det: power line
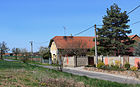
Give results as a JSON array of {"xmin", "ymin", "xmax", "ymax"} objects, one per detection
[
  {"xmin": 74, "ymin": 25, "xmax": 94, "ymax": 36},
  {"xmin": 130, "ymin": 21, "xmax": 140, "ymax": 25},
  {"xmin": 74, "ymin": 4, "xmax": 140, "ymax": 36},
  {"xmin": 74, "ymin": 25, "xmax": 103, "ymax": 36},
  {"xmin": 127, "ymin": 4, "xmax": 140, "ymax": 14}
]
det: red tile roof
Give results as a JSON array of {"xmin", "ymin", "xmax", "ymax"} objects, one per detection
[
  {"xmin": 129, "ymin": 34, "xmax": 137, "ymax": 39},
  {"xmin": 4, "ymin": 53, "xmax": 11, "ymax": 55},
  {"xmin": 50, "ymin": 35, "xmax": 138, "ymax": 49},
  {"xmin": 52, "ymin": 36, "xmax": 95, "ymax": 49}
]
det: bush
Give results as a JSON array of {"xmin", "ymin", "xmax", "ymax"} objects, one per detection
[
  {"xmin": 111, "ymin": 65, "xmax": 119, "ymax": 69},
  {"xmin": 97, "ymin": 62, "xmax": 105, "ymax": 68},
  {"xmin": 98, "ymin": 59, "xmax": 102, "ymax": 63},
  {"xmin": 130, "ymin": 66, "xmax": 137, "ymax": 71},
  {"xmin": 124, "ymin": 63, "xmax": 130, "ymax": 70},
  {"xmin": 115, "ymin": 60, "xmax": 121, "ymax": 66}
]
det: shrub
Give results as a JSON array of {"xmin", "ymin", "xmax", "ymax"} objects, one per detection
[
  {"xmin": 124, "ymin": 63, "xmax": 130, "ymax": 70},
  {"xmin": 111, "ymin": 65, "xmax": 119, "ymax": 69},
  {"xmin": 98, "ymin": 59, "xmax": 102, "ymax": 63},
  {"xmin": 115, "ymin": 60, "xmax": 121, "ymax": 66},
  {"xmin": 130, "ymin": 66, "xmax": 137, "ymax": 71},
  {"xmin": 97, "ymin": 62, "xmax": 105, "ymax": 68}
]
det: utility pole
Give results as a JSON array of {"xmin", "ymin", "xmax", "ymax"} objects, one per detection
[
  {"xmin": 30, "ymin": 41, "xmax": 33, "ymax": 61},
  {"xmin": 94, "ymin": 24, "xmax": 98, "ymax": 66}
]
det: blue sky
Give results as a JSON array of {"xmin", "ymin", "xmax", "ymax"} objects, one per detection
[{"xmin": 0, "ymin": 0, "xmax": 140, "ymax": 52}]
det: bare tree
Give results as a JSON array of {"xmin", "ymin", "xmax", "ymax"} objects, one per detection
[
  {"xmin": 20, "ymin": 48, "xmax": 29, "ymax": 63},
  {"xmin": 12, "ymin": 48, "xmax": 21, "ymax": 59},
  {"xmin": 39, "ymin": 46, "xmax": 50, "ymax": 63},
  {"xmin": 0, "ymin": 41, "xmax": 9, "ymax": 60}
]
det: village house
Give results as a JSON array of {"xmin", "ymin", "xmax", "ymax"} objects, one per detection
[{"xmin": 49, "ymin": 35, "xmax": 140, "ymax": 67}]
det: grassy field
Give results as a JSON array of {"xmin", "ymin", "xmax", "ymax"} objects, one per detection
[{"xmin": 0, "ymin": 60, "xmax": 140, "ymax": 87}]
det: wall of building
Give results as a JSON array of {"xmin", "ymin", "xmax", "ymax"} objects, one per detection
[
  {"xmin": 98, "ymin": 56, "xmax": 140, "ymax": 67},
  {"xmin": 50, "ymin": 41, "xmax": 58, "ymax": 63},
  {"xmin": 63, "ymin": 56, "xmax": 88, "ymax": 67},
  {"xmin": 63, "ymin": 56, "xmax": 75, "ymax": 67},
  {"xmin": 77, "ymin": 56, "xmax": 88, "ymax": 67},
  {"xmin": 53, "ymin": 55, "xmax": 140, "ymax": 67}
]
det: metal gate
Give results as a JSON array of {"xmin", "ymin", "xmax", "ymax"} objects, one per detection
[{"xmin": 88, "ymin": 56, "xmax": 94, "ymax": 65}]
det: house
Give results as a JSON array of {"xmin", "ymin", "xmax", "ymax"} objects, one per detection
[
  {"xmin": 129, "ymin": 34, "xmax": 140, "ymax": 42},
  {"xmin": 4, "ymin": 53, "xmax": 11, "ymax": 56},
  {"xmin": 49, "ymin": 35, "xmax": 140, "ymax": 66},
  {"xmin": 49, "ymin": 36, "xmax": 95, "ymax": 59},
  {"xmin": 128, "ymin": 34, "xmax": 140, "ymax": 55}
]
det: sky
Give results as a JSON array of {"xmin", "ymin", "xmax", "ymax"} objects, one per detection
[{"xmin": 0, "ymin": 0, "xmax": 140, "ymax": 52}]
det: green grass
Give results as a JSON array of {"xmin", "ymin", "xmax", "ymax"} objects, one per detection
[
  {"xmin": 27, "ymin": 60, "xmax": 60, "ymax": 66},
  {"xmin": 0, "ymin": 60, "xmax": 140, "ymax": 87}
]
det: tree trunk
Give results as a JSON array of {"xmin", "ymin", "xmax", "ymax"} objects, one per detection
[
  {"xmin": 0, "ymin": 51, "xmax": 3, "ymax": 60},
  {"xmin": 0, "ymin": 54, "xmax": 3, "ymax": 60},
  {"xmin": 16, "ymin": 54, "xmax": 17, "ymax": 60},
  {"xmin": 59, "ymin": 55, "xmax": 63, "ymax": 72}
]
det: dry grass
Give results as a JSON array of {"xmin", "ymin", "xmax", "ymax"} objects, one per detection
[
  {"xmin": 0, "ymin": 69, "xmax": 39, "ymax": 87},
  {"xmin": 0, "ymin": 60, "xmax": 140, "ymax": 87}
]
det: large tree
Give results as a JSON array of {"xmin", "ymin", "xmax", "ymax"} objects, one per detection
[
  {"xmin": 0, "ymin": 41, "xmax": 9, "ymax": 60},
  {"xmin": 97, "ymin": 3, "xmax": 134, "ymax": 56}
]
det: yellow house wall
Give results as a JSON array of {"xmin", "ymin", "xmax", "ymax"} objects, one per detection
[{"xmin": 50, "ymin": 41, "xmax": 58, "ymax": 62}]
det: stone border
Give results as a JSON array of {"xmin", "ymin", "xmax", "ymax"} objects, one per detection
[{"xmin": 84, "ymin": 67, "xmax": 140, "ymax": 80}]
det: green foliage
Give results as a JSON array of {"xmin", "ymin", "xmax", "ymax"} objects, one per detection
[
  {"xmin": 97, "ymin": 3, "xmax": 134, "ymax": 56},
  {"xmin": 124, "ymin": 63, "xmax": 130, "ymax": 70},
  {"xmin": 100, "ymin": 64, "xmax": 124, "ymax": 71},
  {"xmin": 91, "ymin": 46, "xmax": 106, "ymax": 56},
  {"xmin": 110, "ymin": 65, "xmax": 120, "ymax": 70},
  {"xmin": 97, "ymin": 62, "xmax": 105, "ymax": 68}
]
